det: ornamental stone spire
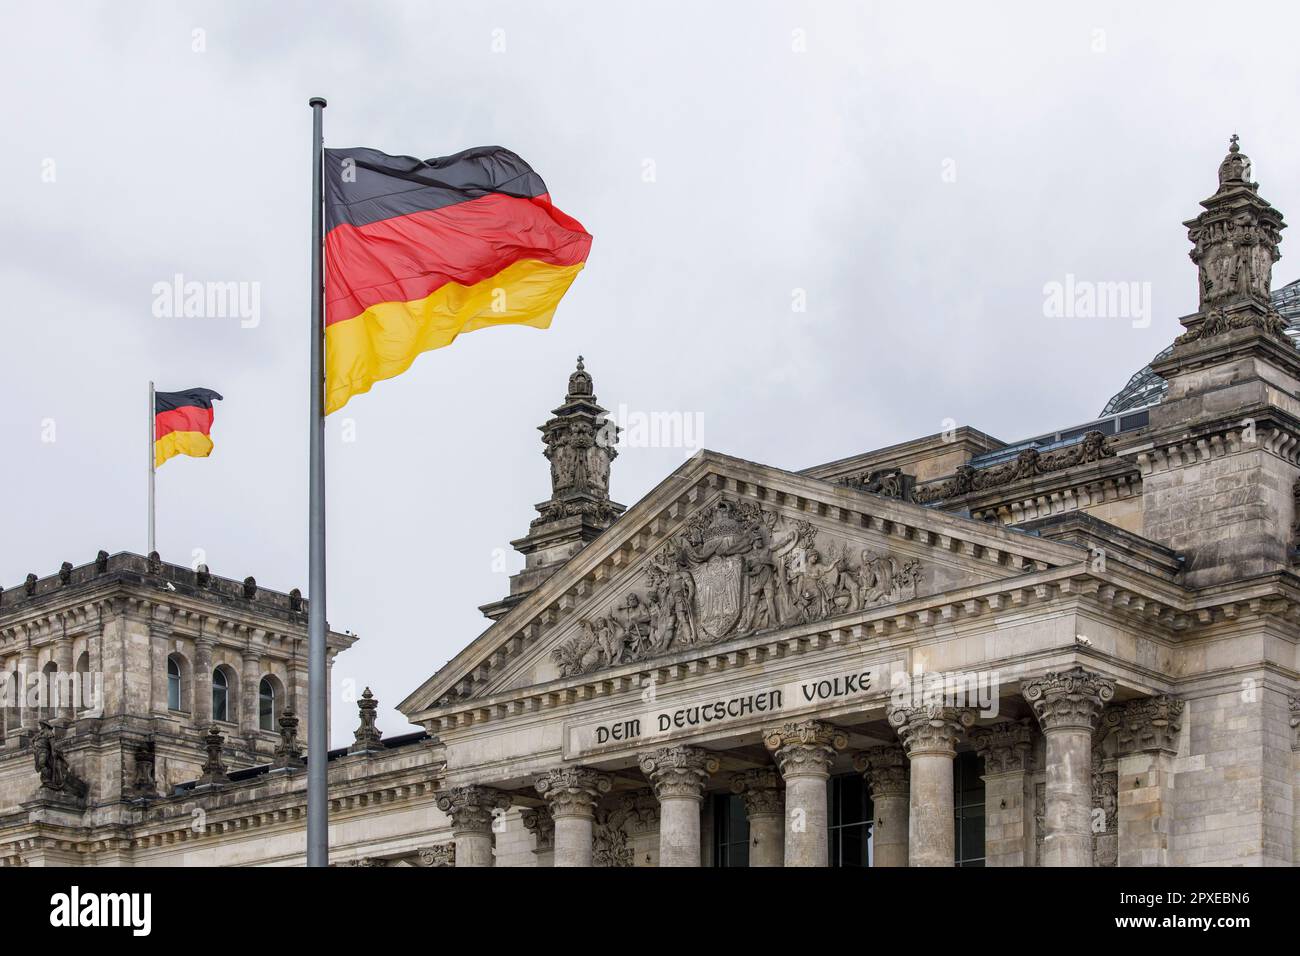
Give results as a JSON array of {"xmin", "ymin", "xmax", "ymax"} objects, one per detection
[
  {"xmin": 1174, "ymin": 135, "xmax": 1288, "ymax": 345},
  {"xmin": 1144, "ymin": 138, "xmax": 1298, "ymax": 588},
  {"xmin": 480, "ymin": 357, "xmax": 626, "ymax": 620}
]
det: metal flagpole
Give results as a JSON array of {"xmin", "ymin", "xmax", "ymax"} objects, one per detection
[
  {"xmin": 148, "ymin": 380, "xmax": 156, "ymax": 555},
  {"xmin": 306, "ymin": 95, "xmax": 329, "ymax": 867}
]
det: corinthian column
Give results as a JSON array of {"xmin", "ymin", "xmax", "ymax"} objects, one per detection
[
  {"xmin": 434, "ymin": 785, "xmax": 512, "ymax": 867},
  {"xmin": 1023, "ymin": 667, "xmax": 1115, "ymax": 867},
  {"xmin": 853, "ymin": 745, "xmax": 909, "ymax": 867},
  {"xmin": 969, "ymin": 720, "xmax": 1035, "ymax": 866},
  {"xmin": 520, "ymin": 806, "xmax": 555, "ymax": 866},
  {"xmin": 730, "ymin": 768, "xmax": 784, "ymax": 867},
  {"xmin": 888, "ymin": 704, "xmax": 976, "ymax": 867},
  {"xmin": 639, "ymin": 746, "xmax": 719, "ymax": 867},
  {"xmin": 764, "ymin": 720, "xmax": 848, "ymax": 867},
  {"xmin": 535, "ymin": 767, "xmax": 612, "ymax": 867},
  {"xmin": 1113, "ymin": 695, "xmax": 1183, "ymax": 867}
]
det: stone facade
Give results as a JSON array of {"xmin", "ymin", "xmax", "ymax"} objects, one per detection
[{"xmin": 1, "ymin": 140, "xmax": 1298, "ymax": 867}]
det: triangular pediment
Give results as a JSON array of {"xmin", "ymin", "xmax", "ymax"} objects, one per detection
[{"xmin": 398, "ymin": 451, "xmax": 1089, "ymax": 717}]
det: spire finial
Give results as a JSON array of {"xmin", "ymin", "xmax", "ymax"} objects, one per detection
[
  {"xmin": 1229, "ymin": 133, "xmax": 1240, "ymax": 153},
  {"xmin": 566, "ymin": 354, "xmax": 594, "ymax": 399}
]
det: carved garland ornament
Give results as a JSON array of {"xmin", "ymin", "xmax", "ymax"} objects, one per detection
[
  {"xmin": 913, "ymin": 431, "xmax": 1115, "ymax": 504},
  {"xmin": 552, "ymin": 497, "xmax": 924, "ymax": 677}
]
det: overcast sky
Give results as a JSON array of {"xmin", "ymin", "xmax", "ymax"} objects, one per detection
[{"xmin": 3, "ymin": 1, "xmax": 1297, "ymax": 745}]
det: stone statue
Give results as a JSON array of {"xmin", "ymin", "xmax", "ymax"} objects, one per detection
[
  {"xmin": 33, "ymin": 721, "xmax": 88, "ymax": 800},
  {"xmin": 549, "ymin": 499, "xmax": 928, "ymax": 678},
  {"xmin": 664, "ymin": 551, "xmax": 698, "ymax": 647},
  {"xmin": 737, "ymin": 526, "xmax": 781, "ymax": 633}
]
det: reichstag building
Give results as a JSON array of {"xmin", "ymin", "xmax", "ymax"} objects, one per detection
[{"xmin": 2, "ymin": 139, "xmax": 1298, "ymax": 867}]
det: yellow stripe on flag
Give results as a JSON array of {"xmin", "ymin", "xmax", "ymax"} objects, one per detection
[
  {"xmin": 155, "ymin": 431, "xmax": 214, "ymax": 469},
  {"xmin": 324, "ymin": 258, "xmax": 585, "ymax": 415}
]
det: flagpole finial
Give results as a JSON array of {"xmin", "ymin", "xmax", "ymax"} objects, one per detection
[{"xmin": 309, "ymin": 96, "xmax": 327, "ymax": 108}]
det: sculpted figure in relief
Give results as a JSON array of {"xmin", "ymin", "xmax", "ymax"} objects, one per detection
[{"xmin": 550, "ymin": 498, "xmax": 926, "ymax": 677}]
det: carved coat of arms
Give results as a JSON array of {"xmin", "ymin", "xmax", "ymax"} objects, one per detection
[{"xmin": 551, "ymin": 496, "xmax": 926, "ymax": 678}]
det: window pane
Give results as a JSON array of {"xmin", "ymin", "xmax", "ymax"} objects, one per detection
[
  {"xmin": 827, "ymin": 773, "xmax": 873, "ymax": 868},
  {"xmin": 259, "ymin": 679, "xmax": 275, "ymax": 731}
]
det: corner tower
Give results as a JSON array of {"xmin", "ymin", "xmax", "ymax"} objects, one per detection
[
  {"xmin": 480, "ymin": 357, "xmax": 625, "ymax": 620},
  {"xmin": 1144, "ymin": 137, "xmax": 1298, "ymax": 585}
]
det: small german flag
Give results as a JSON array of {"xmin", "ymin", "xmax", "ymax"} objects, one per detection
[
  {"xmin": 322, "ymin": 145, "xmax": 592, "ymax": 414},
  {"xmin": 154, "ymin": 388, "xmax": 223, "ymax": 468}
]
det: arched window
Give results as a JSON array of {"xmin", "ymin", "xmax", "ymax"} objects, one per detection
[
  {"xmin": 212, "ymin": 668, "xmax": 230, "ymax": 723},
  {"xmin": 259, "ymin": 677, "xmax": 277, "ymax": 731},
  {"xmin": 167, "ymin": 657, "xmax": 182, "ymax": 711}
]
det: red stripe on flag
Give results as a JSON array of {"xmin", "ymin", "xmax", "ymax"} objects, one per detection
[
  {"xmin": 155, "ymin": 406, "xmax": 214, "ymax": 440},
  {"xmin": 323, "ymin": 191, "xmax": 591, "ymax": 327}
]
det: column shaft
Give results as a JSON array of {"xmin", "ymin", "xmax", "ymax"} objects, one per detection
[
  {"xmin": 910, "ymin": 752, "xmax": 956, "ymax": 866},
  {"xmin": 748, "ymin": 812, "xmax": 784, "ymax": 867},
  {"xmin": 730, "ymin": 768, "xmax": 784, "ymax": 868},
  {"xmin": 765, "ymin": 720, "xmax": 847, "ymax": 868},
  {"xmin": 872, "ymin": 792, "xmax": 909, "ymax": 866},
  {"xmin": 639, "ymin": 746, "xmax": 718, "ymax": 868},
  {"xmin": 659, "ymin": 795, "xmax": 703, "ymax": 867},
  {"xmin": 435, "ymin": 785, "xmax": 510, "ymax": 868},
  {"xmin": 855, "ymin": 745, "xmax": 909, "ymax": 867},
  {"xmin": 1023, "ymin": 667, "xmax": 1115, "ymax": 868},
  {"xmin": 888, "ymin": 705, "xmax": 975, "ymax": 868},
  {"xmin": 193, "ymin": 639, "xmax": 214, "ymax": 723},
  {"xmin": 536, "ymin": 767, "xmax": 611, "ymax": 868},
  {"xmin": 241, "ymin": 653, "xmax": 261, "ymax": 735},
  {"xmin": 1042, "ymin": 726, "xmax": 1093, "ymax": 866},
  {"xmin": 19, "ymin": 649, "xmax": 38, "ymax": 732},
  {"xmin": 783, "ymin": 774, "xmax": 829, "ymax": 866},
  {"xmin": 1114, "ymin": 695, "xmax": 1184, "ymax": 868}
]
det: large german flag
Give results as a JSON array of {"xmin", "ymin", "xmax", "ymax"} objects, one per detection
[
  {"xmin": 155, "ymin": 388, "xmax": 223, "ymax": 468},
  {"xmin": 322, "ymin": 145, "xmax": 592, "ymax": 414}
]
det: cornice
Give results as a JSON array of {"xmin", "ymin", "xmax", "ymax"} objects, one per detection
[{"xmin": 411, "ymin": 563, "xmax": 1300, "ymax": 737}]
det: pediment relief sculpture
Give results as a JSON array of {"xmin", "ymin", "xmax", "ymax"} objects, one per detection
[{"xmin": 552, "ymin": 497, "xmax": 923, "ymax": 677}]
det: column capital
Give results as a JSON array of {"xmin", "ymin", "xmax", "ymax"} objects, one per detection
[
  {"xmin": 852, "ymin": 744, "xmax": 909, "ymax": 797},
  {"xmin": 638, "ymin": 746, "xmax": 719, "ymax": 800},
  {"xmin": 534, "ymin": 767, "xmax": 613, "ymax": 818},
  {"xmin": 729, "ymin": 767, "xmax": 784, "ymax": 815},
  {"xmin": 1022, "ymin": 666, "xmax": 1115, "ymax": 733},
  {"xmin": 887, "ymin": 704, "xmax": 975, "ymax": 757},
  {"xmin": 763, "ymin": 719, "xmax": 848, "ymax": 778},
  {"xmin": 1113, "ymin": 695, "xmax": 1184, "ymax": 755},
  {"xmin": 519, "ymin": 805, "xmax": 555, "ymax": 851},
  {"xmin": 435, "ymin": 785, "xmax": 512, "ymax": 833},
  {"xmin": 969, "ymin": 719, "xmax": 1036, "ymax": 774}
]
